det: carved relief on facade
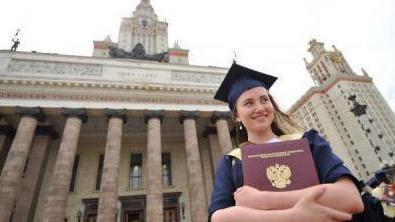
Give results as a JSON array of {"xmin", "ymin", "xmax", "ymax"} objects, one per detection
[
  {"xmin": 0, "ymin": 90, "xmax": 220, "ymax": 106},
  {"xmin": 6, "ymin": 59, "xmax": 103, "ymax": 76},
  {"xmin": 171, "ymin": 71, "xmax": 224, "ymax": 84}
]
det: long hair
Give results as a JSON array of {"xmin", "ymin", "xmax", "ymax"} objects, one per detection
[{"xmin": 232, "ymin": 94, "xmax": 303, "ymax": 145}]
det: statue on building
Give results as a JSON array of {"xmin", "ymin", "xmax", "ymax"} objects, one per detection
[
  {"xmin": 10, "ymin": 38, "xmax": 20, "ymax": 52},
  {"xmin": 109, "ymin": 43, "xmax": 168, "ymax": 62},
  {"xmin": 10, "ymin": 29, "xmax": 21, "ymax": 52}
]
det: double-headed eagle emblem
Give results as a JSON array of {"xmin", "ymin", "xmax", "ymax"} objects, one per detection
[{"xmin": 266, "ymin": 163, "xmax": 292, "ymax": 189}]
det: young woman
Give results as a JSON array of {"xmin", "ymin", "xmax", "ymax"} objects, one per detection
[{"xmin": 208, "ymin": 63, "xmax": 364, "ymax": 222}]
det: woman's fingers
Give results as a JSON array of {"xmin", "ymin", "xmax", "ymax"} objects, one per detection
[
  {"xmin": 325, "ymin": 206, "xmax": 352, "ymax": 221},
  {"xmin": 315, "ymin": 203, "xmax": 352, "ymax": 221},
  {"xmin": 293, "ymin": 187, "xmax": 351, "ymax": 222},
  {"xmin": 301, "ymin": 186, "xmax": 326, "ymax": 202}
]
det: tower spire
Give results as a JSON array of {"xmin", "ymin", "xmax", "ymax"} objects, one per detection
[{"xmin": 305, "ymin": 39, "xmax": 355, "ymax": 86}]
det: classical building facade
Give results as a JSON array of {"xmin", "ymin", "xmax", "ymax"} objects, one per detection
[
  {"xmin": 0, "ymin": 1, "xmax": 234, "ymax": 222},
  {"xmin": 0, "ymin": 51, "xmax": 233, "ymax": 222},
  {"xmin": 289, "ymin": 39, "xmax": 395, "ymax": 180},
  {"xmin": 2, "ymin": 1, "xmax": 395, "ymax": 221}
]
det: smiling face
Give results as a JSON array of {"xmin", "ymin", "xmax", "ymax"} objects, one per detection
[{"xmin": 234, "ymin": 86, "xmax": 275, "ymax": 138}]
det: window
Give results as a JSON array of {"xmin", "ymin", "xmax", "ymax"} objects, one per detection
[
  {"xmin": 69, "ymin": 155, "xmax": 80, "ymax": 192},
  {"xmin": 96, "ymin": 154, "xmax": 104, "ymax": 191},
  {"xmin": 162, "ymin": 153, "xmax": 172, "ymax": 187},
  {"xmin": 130, "ymin": 153, "xmax": 143, "ymax": 189}
]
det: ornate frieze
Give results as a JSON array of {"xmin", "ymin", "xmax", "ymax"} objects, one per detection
[
  {"xmin": 0, "ymin": 91, "xmax": 222, "ymax": 106},
  {"xmin": 118, "ymin": 71, "xmax": 159, "ymax": 80},
  {"xmin": 0, "ymin": 79, "xmax": 216, "ymax": 93},
  {"xmin": 7, "ymin": 59, "xmax": 103, "ymax": 76},
  {"xmin": 113, "ymin": 67, "xmax": 169, "ymax": 83},
  {"xmin": 171, "ymin": 71, "xmax": 224, "ymax": 84}
]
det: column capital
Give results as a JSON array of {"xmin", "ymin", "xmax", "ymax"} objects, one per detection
[
  {"xmin": 36, "ymin": 125, "xmax": 59, "ymax": 139},
  {"xmin": 61, "ymin": 108, "xmax": 88, "ymax": 123},
  {"xmin": 202, "ymin": 126, "xmax": 217, "ymax": 138},
  {"xmin": 0, "ymin": 125, "xmax": 16, "ymax": 136},
  {"xmin": 179, "ymin": 110, "xmax": 199, "ymax": 124},
  {"xmin": 105, "ymin": 109, "xmax": 127, "ymax": 123},
  {"xmin": 15, "ymin": 106, "xmax": 46, "ymax": 122},
  {"xmin": 211, "ymin": 111, "xmax": 232, "ymax": 124},
  {"xmin": 144, "ymin": 110, "xmax": 164, "ymax": 124}
]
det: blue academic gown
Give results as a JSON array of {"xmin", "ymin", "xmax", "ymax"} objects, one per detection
[{"xmin": 208, "ymin": 129, "xmax": 359, "ymax": 221}]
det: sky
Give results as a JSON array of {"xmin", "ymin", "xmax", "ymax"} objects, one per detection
[{"xmin": 0, "ymin": 0, "xmax": 394, "ymax": 112}]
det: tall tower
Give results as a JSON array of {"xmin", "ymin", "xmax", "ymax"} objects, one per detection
[
  {"xmin": 290, "ymin": 39, "xmax": 395, "ymax": 180},
  {"xmin": 92, "ymin": 0, "xmax": 189, "ymax": 64},
  {"xmin": 117, "ymin": 0, "xmax": 168, "ymax": 54},
  {"xmin": 304, "ymin": 39, "xmax": 354, "ymax": 86}
]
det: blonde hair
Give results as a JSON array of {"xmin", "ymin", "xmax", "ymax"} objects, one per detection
[{"xmin": 233, "ymin": 94, "xmax": 303, "ymax": 144}]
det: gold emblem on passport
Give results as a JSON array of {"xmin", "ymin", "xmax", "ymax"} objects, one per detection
[{"xmin": 266, "ymin": 163, "xmax": 292, "ymax": 189}]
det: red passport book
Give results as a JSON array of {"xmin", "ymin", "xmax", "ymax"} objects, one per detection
[{"xmin": 241, "ymin": 138, "xmax": 319, "ymax": 191}]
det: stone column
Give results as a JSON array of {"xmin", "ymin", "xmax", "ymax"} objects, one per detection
[
  {"xmin": 0, "ymin": 107, "xmax": 45, "ymax": 222},
  {"xmin": 43, "ymin": 108, "xmax": 87, "ymax": 222},
  {"xmin": 97, "ymin": 109, "xmax": 126, "ymax": 222},
  {"xmin": 179, "ymin": 111, "xmax": 207, "ymax": 222},
  {"xmin": 203, "ymin": 126, "xmax": 222, "ymax": 172},
  {"xmin": 211, "ymin": 111, "xmax": 233, "ymax": 154},
  {"xmin": 144, "ymin": 110, "xmax": 164, "ymax": 222},
  {"xmin": 13, "ymin": 125, "xmax": 59, "ymax": 222},
  {"xmin": 0, "ymin": 125, "xmax": 16, "ymax": 173}
]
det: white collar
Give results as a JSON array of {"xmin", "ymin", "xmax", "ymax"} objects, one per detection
[{"xmin": 265, "ymin": 137, "xmax": 281, "ymax": 143}]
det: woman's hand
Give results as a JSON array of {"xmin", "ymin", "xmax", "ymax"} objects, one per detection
[
  {"xmin": 289, "ymin": 186, "xmax": 352, "ymax": 222},
  {"xmin": 234, "ymin": 186, "xmax": 266, "ymax": 209}
]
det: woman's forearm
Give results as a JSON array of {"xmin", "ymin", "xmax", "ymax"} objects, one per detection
[
  {"xmin": 259, "ymin": 178, "xmax": 363, "ymax": 213},
  {"xmin": 217, "ymin": 186, "xmax": 353, "ymax": 222},
  {"xmin": 212, "ymin": 206, "xmax": 291, "ymax": 222}
]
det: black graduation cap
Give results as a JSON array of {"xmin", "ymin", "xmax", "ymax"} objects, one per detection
[{"xmin": 214, "ymin": 63, "xmax": 277, "ymax": 110}]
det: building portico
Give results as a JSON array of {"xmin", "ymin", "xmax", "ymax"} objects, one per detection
[{"xmin": 0, "ymin": 48, "xmax": 234, "ymax": 222}]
